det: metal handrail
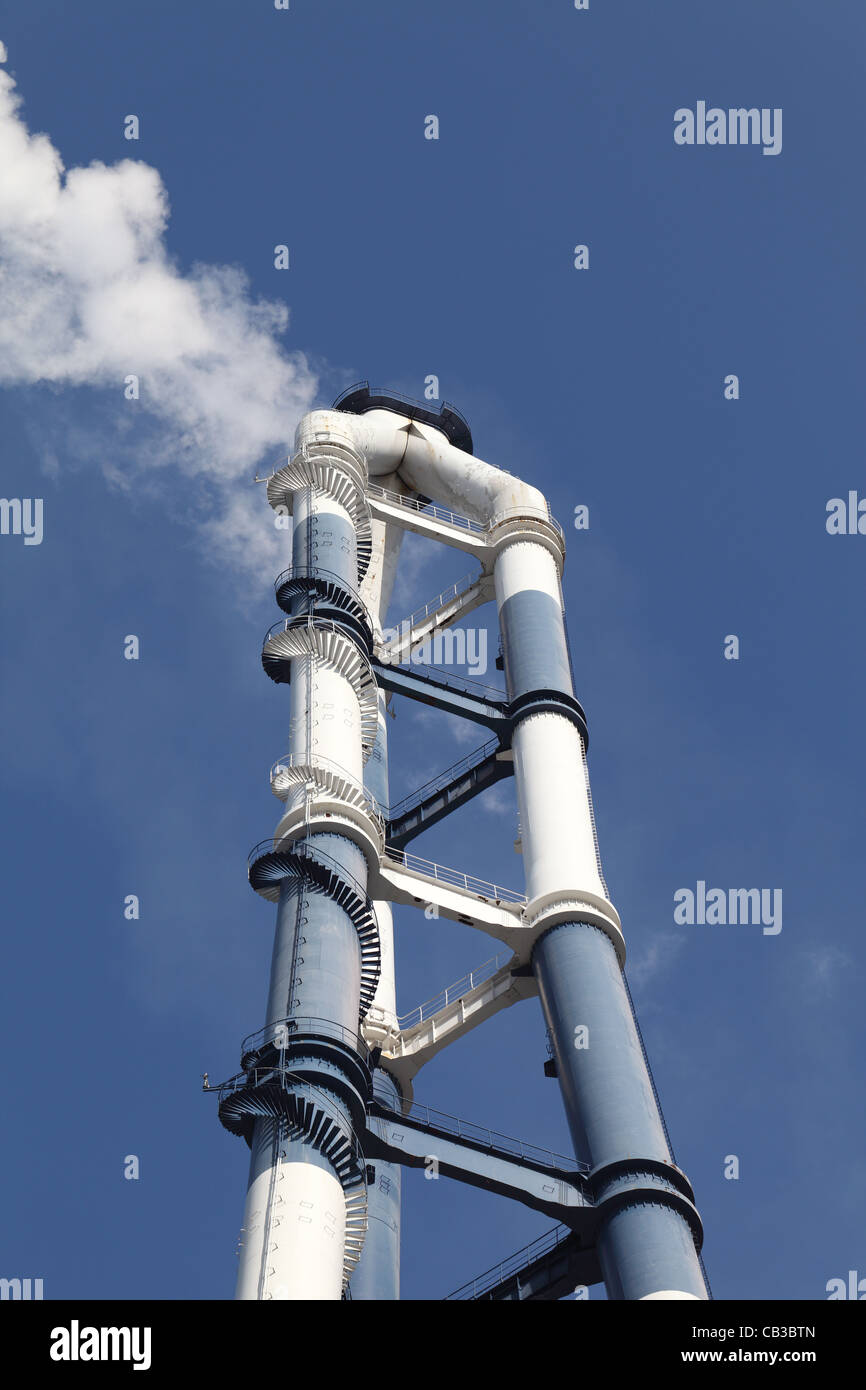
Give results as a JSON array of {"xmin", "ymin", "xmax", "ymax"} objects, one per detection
[
  {"xmin": 698, "ymin": 1250, "xmax": 714, "ymax": 1301},
  {"xmin": 581, "ymin": 744, "xmax": 609, "ymax": 899},
  {"xmin": 254, "ymin": 452, "xmax": 293, "ymax": 484},
  {"xmin": 366, "ymin": 483, "xmax": 486, "ymax": 535},
  {"xmin": 332, "ymin": 382, "xmax": 476, "ymax": 456},
  {"xmin": 372, "ymin": 1096, "xmax": 587, "ymax": 1174},
  {"xmin": 211, "ymin": 1063, "xmax": 283, "ymax": 1097},
  {"xmin": 444, "ymin": 1223, "xmax": 574, "ymax": 1300},
  {"xmin": 268, "ymin": 752, "xmax": 387, "ymax": 823},
  {"xmin": 395, "ymin": 954, "xmax": 509, "ymax": 1030},
  {"xmin": 254, "ymin": 437, "xmax": 368, "ymax": 486},
  {"xmin": 273, "ymin": 564, "xmax": 369, "ymax": 610},
  {"xmin": 262, "ymin": 613, "xmax": 367, "ymax": 646},
  {"xmin": 248, "ymin": 838, "xmax": 371, "ymax": 908},
  {"xmin": 490, "ymin": 504, "xmax": 565, "ymax": 545},
  {"xmin": 376, "ymin": 656, "xmax": 506, "ymax": 703},
  {"xmin": 388, "ymin": 571, "xmax": 482, "ymax": 633},
  {"xmin": 386, "ymin": 737, "xmax": 501, "ymax": 821},
  {"xmin": 240, "ymin": 1014, "xmax": 368, "ymax": 1062},
  {"xmin": 382, "ymin": 845, "xmax": 525, "ymax": 906},
  {"xmin": 251, "ymin": 826, "xmax": 524, "ymax": 917},
  {"xmin": 367, "ymin": 484, "xmax": 565, "ymax": 550},
  {"xmin": 213, "ymin": 1068, "xmax": 365, "ymax": 1164}
]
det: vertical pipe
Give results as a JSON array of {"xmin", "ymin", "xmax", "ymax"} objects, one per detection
[
  {"xmin": 532, "ymin": 923, "xmax": 706, "ymax": 1299},
  {"xmin": 495, "ymin": 535, "xmax": 708, "ymax": 1300},
  {"xmin": 235, "ymin": 1123, "xmax": 348, "ymax": 1302},
  {"xmin": 350, "ymin": 1065, "xmax": 402, "ymax": 1300},
  {"xmin": 350, "ymin": 691, "xmax": 402, "ymax": 1300},
  {"xmin": 236, "ymin": 470, "xmax": 373, "ymax": 1301}
]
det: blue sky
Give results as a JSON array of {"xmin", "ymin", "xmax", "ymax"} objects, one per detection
[{"xmin": 0, "ymin": 0, "xmax": 863, "ymax": 1300}]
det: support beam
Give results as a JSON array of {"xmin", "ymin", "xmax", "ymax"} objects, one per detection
[
  {"xmin": 378, "ymin": 571, "xmax": 495, "ymax": 663},
  {"xmin": 372, "ymin": 660, "xmax": 509, "ymax": 733},
  {"xmin": 365, "ymin": 957, "xmax": 537, "ymax": 1091},
  {"xmin": 386, "ymin": 741, "xmax": 513, "ymax": 848},
  {"xmin": 445, "ymin": 1225, "xmax": 597, "ymax": 1301},
  {"xmin": 367, "ymin": 485, "xmax": 489, "ymax": 558},
  {"xmin": 371, "ymin": 851, "xmax": 525, "ymax": 938},
  {"xmin": 364, "ymin": 1102, "xmax": 592, "ymax": 1228}
]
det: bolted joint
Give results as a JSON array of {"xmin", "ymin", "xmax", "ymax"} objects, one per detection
[
  {"xmin": 589, "ymin": 1157, "xmax": 703, "ymax": 1249},
  {"xmin": 509, "ymin": 687, "xmax": 589, "ymax": 747}
]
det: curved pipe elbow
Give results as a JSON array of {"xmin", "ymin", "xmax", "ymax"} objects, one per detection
[{"xmin": 293, "ymin": 406, "xmax": 550, "ymax": 528}]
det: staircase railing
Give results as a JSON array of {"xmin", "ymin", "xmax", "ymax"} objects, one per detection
[
  {"xmin": 444, "ymin": 1223, "xmax": 573, "ymax": 1300},
  {"xmin": 395, "ymin": 954, "xmax": 510, "ymax": 1030},
  {"xmin": 388, "ymin": 570, "xmax": 483, "ymax": 634},
  {"xmin": 386, "ymin": 737, "xmax": 502, "ymax": 822}
]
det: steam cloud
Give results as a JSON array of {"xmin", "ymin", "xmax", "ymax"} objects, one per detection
[{"xmin": 0, "ymin": 48, "xmax": 318, "ymax": 578}]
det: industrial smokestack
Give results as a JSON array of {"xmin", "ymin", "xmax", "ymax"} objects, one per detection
[{"xmin": 211, "ymin": 385, "xmax": 709, "ymax": 1301}]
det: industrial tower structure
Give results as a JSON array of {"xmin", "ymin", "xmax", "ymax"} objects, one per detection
[{"xmin": 210, "ymin": 385, "xmax": 709, "ymax": 1301}]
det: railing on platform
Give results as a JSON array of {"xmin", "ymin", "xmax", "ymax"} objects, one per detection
[
  {"xmin": 382, "ymin": 845, "xmax": 525, "ymax": 906},
  {"xmin": 240, "ymin": 1014, "xmax": 368, "ymax": 1062},
  {"xmin": 367, "ymin": 483, "xmax": 486, "ymax": 535}
]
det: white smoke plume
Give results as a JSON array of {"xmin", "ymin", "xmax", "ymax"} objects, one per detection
[{"xmin": 0, "ymin": 48, "xmax": 318, "ymax": 580}]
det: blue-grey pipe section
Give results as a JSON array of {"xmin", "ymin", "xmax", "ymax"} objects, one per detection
[
  {"xmin": 251, "ymin": 832, "xmax": 366, "ymax": 1215},
  {"xmin": 596, "ymin": 1198, "xmax": 706, "ymax": 1302},
  {"xmin": 362, "ymin": 699, "xmax": 390, "ymax": 813},
  {"xmin": 499, "ymin": 589, "xmax": 572, "ymax": 699},
  {"xmin": 265, "ymin": 837, "xmax": 364, "ymax": 1034},
  {"xmin": 252, "ymin": 489, "xmax": 372, "ymax": 1203},
  {"xmin": 533, "ymin": 924, "xmax": 669, "ymax": 1166},
  {"xmin": 349, "ymin": 1072, "xmax": 402, "ymax": 1301},
  {"xmin": 497, "ymin": 567, "xmax": 706, "ymax": 1299},
  {"xmin": 347, "ymin": 691, "xmax": 402, "ymax": 1300},
  {"xmin": 532, "ymin": 922, "xmax": 707, "ymax": 1299}
]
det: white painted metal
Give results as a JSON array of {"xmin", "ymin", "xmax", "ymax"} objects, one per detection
[
  {"xmin": 294, "ymin": 408, "xmax": 549, "ymax": 527},
  {"xmin": 493, "ymin": 536, "xmax": 562, "ymax": 607},
  {"xmin": 236, "ymin": 1136, "xmax": 346, "ymax": 1301},
  {"xmin": 369, "ymin": 900, "xmax": 397, "ymax": 1023},
  {"xmin": 492, "ymin": 536, "xmax": 607, "ymax": 904},
  {"xmin": 366, "ymin": 956, "xmax": 537, "ymax": 1093},
  {"xmin": 377, "ymin": 572, "xmax": 494, "ymax": 664},
  {"xmin": 239, "ymin": 455, "xmax": 373, "ymax": 1301},
  {"xmin": 510, "ymin": 716, "xmax": 605, "ymax": 902},
  {"xmin": 640, "ymin": 1291, "xmax": 701, "ymax": 1301},
  {"xmin": 366, "ymin": 486, "xmax": 490, "ymax": 557},
  {"xmin": 360, "ymin": 469, "xmax": 405, "ymax": 637},
  {"xmin": 367, "ymin": 849, "xmax": 621, "ymax": 964}
]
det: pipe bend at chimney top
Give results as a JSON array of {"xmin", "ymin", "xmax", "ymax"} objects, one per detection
[{"xmin": 294, "ymin": 408, "xmax": 550, "ymax": 531}]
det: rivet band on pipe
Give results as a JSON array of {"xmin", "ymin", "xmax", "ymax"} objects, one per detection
[{"xmin": 508, "ymin": 687, "xmax": 589, "ymax": 748}]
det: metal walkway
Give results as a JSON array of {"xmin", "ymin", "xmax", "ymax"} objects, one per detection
[
  {"xmin": 445, "ymin": 1224, "xmax": 594, "ymax": 1301},
  {"xmin": 386, "ymin": 738, "xmax": 513, "ymax": 847}
]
